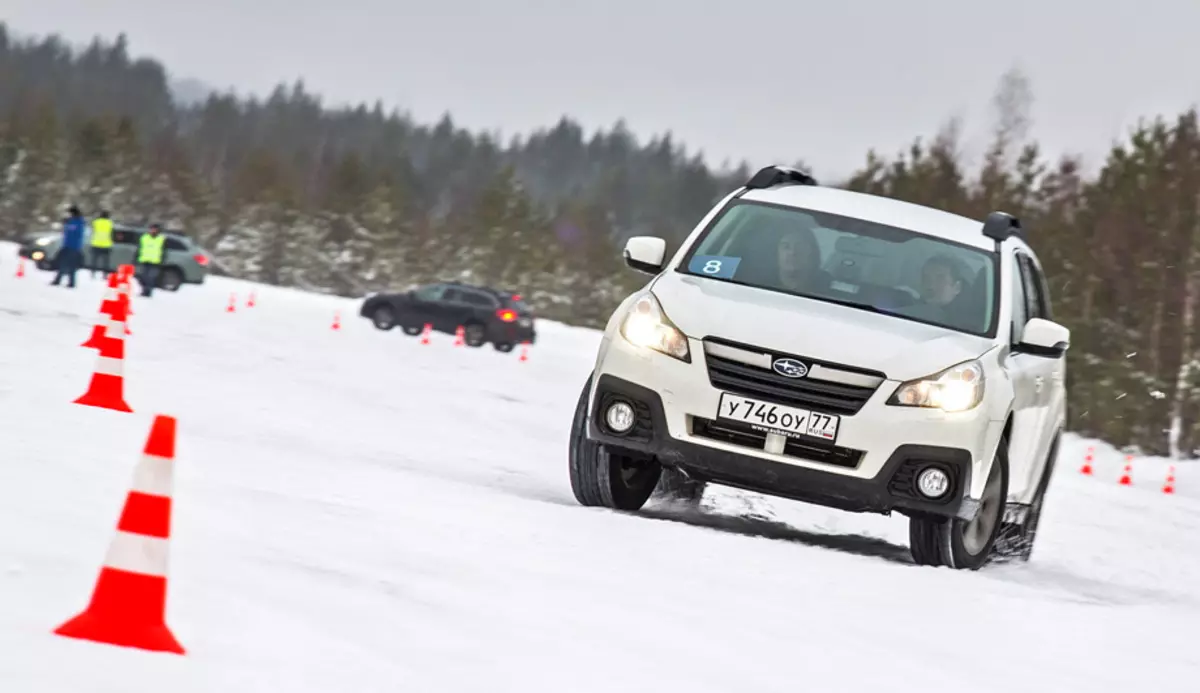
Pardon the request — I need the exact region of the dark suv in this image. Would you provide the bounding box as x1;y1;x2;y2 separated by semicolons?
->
360;281;536;352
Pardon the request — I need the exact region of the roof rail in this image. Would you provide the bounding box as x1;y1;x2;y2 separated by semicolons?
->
744;165;819;190
981;211;1022;242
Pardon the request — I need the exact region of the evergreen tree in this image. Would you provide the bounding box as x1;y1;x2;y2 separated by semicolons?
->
10;25;1200;454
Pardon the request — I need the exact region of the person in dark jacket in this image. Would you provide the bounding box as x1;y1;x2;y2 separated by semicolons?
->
51;206;86;288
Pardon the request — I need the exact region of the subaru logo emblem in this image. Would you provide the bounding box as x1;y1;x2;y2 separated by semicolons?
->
772;358;808;379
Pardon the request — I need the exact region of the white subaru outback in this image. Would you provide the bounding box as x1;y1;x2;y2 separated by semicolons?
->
568;165;1070;570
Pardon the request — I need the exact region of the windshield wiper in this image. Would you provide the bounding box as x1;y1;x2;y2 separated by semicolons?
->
813;294;895;316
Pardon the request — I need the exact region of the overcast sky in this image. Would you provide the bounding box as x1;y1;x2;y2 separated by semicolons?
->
5;0;1200;180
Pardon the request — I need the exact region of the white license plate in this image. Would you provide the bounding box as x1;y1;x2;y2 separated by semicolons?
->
717;393;839;442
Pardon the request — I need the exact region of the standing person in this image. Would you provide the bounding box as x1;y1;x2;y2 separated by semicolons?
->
136;223;167;297
89;209;114;278
51;205;86;288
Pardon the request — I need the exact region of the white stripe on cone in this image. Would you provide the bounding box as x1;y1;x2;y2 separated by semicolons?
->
94;356;124;377
131;455;175;497
103;531;169;577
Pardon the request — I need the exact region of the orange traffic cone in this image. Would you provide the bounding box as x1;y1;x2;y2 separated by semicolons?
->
331;311;341;331
116;267;134;331
453;325;465;347
16;257;25;278
420;323;432;345
1163;466;1176;494
82;274;124;349
53;415;185;654
247;291;256;308
1079;446;1094;475
518;341;530;362
225;293;237;313
73;294;132;413
1118;455;1133;486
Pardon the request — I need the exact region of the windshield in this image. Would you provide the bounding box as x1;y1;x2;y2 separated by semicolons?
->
679;200;998;336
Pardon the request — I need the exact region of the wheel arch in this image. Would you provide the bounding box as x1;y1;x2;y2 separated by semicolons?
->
158;264;184;289
361;294;396;316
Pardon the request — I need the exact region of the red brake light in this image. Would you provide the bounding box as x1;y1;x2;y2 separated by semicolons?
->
512;294;522;302
497;308;517;322
193;253;209;266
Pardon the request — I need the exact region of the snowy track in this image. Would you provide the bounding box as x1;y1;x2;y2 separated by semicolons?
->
2;243;1198;692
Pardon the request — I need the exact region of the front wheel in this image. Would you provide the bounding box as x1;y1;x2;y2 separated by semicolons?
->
909;437;1010;570
159;267;183;291
372;305;397;330
568;376;662;510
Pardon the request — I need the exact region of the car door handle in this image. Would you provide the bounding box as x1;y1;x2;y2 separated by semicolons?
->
1034;376;1044;392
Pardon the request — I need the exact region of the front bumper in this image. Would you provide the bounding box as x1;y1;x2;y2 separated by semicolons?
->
586;334;1004;520
17;245;41;261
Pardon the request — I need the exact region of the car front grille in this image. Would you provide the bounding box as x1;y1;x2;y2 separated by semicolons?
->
702;338;884;416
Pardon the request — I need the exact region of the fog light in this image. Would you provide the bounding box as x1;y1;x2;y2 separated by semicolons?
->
917;467;950;499
32;251;44;261
605;401;636;433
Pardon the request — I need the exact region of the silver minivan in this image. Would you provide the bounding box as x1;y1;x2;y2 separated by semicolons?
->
18;224;211;291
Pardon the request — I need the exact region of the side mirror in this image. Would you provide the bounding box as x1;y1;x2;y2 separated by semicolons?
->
623;236;667;275
1019;318;1070;358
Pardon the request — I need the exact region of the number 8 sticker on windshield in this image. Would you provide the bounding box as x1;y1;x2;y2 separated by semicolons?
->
688;255;741;279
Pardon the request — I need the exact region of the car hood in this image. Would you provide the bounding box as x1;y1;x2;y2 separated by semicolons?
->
651;272;994;381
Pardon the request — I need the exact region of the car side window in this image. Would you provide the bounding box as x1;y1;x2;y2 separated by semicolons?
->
114;230;140;245
1021;255;1053;321
164;237;188;252
413;284;445;301
1016;253;1047;321
1009;254;1029;345
442;288;465;303
462;291;498;308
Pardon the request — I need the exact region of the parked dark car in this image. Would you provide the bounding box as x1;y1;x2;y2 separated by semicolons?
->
360;281;536;352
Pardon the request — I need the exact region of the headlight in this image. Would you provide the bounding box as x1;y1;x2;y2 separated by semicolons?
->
619;292;690;362
34;237;51;247
888;359;985;413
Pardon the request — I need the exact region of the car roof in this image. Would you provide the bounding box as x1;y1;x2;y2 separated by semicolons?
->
439;281;511;296
738;185;996;252
115;224;188;237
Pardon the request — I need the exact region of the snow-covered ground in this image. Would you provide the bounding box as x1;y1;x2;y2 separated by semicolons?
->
1;242;1197;692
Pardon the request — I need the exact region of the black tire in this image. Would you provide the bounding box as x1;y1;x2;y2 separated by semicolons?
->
401;324;423;336
567;376;661;511
371;305;397;331
568;376;604;507
493;342;515;353
652;466;706;505
159;267;183;292
909;436;1010;570
993;433;1059;563
463;322;486;347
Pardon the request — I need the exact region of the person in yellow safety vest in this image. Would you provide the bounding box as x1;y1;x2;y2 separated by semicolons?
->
89;210;114;279
136;223;167;298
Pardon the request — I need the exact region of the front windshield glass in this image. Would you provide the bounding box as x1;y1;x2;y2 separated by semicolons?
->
679;200;998;336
